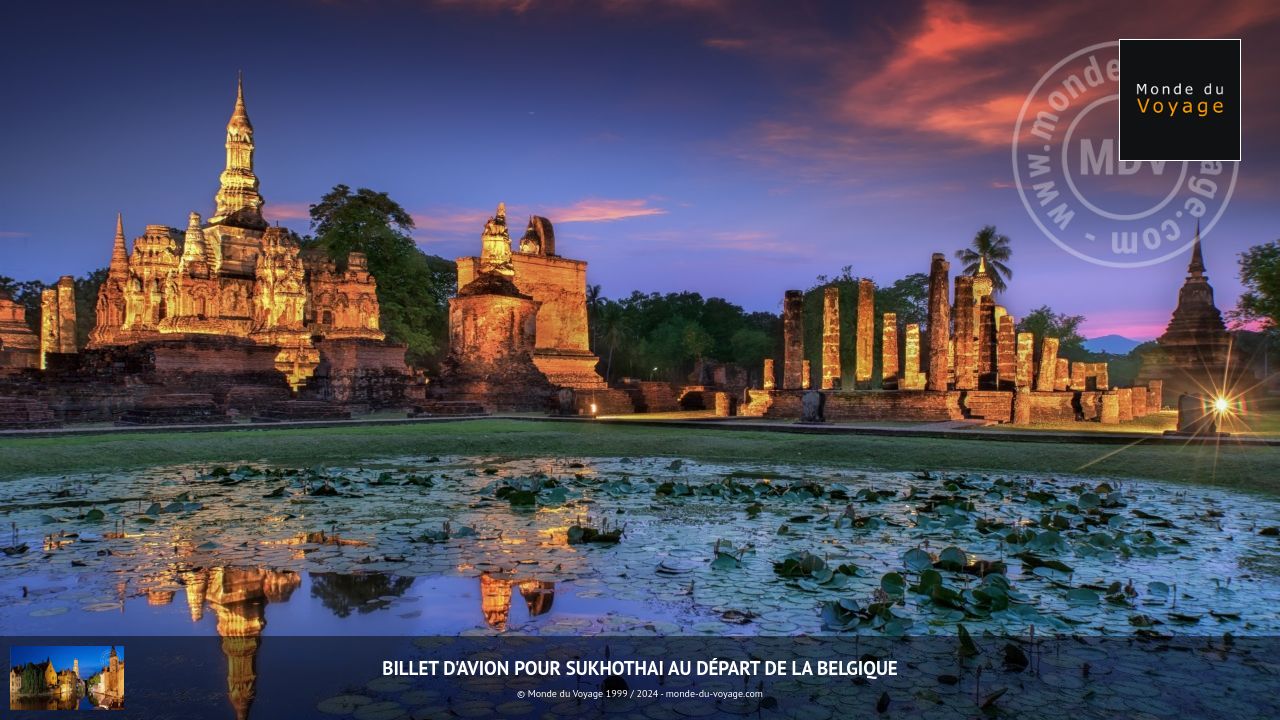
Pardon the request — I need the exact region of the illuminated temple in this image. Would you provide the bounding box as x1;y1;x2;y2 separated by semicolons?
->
87;76;386;390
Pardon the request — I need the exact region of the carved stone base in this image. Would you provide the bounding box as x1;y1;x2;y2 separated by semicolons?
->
532;350;608;388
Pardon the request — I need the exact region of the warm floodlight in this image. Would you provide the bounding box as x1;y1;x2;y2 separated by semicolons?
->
1213;396;1230;414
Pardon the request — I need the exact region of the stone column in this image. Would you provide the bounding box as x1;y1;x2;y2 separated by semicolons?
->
1070;362;1086;390
762;359;776;390
856;279;875;386
926;253;950;391
881;312;899;390
714;392;732;417
1094;363;1110;390
1147;380;1163;410
1035;337;1059;392
39;288;57;370
1015;332;1034;389
782;290;804;390
1131;387;1147;417
1116;387;1133;421
55;275;77;354
1054;358;1070;391
801;360;811;390
821;286;841;389
995;315;1015;389
1100;393;1119;424
952;275;977;390
903;323;925;390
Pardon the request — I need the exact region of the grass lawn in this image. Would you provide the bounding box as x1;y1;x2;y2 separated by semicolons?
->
1;419;1277;495
983;411;1179;434
987;409;1280;437
1221;408;1280;436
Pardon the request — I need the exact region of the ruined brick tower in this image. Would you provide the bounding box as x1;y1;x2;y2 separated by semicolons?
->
456;207;610;391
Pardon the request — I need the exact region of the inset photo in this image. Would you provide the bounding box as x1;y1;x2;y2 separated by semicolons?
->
9;645;124;711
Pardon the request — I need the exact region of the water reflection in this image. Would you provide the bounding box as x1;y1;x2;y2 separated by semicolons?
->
168;567;556;718
202;568;300;720
9;694;94;711
480;574;557;631
310;572;414;617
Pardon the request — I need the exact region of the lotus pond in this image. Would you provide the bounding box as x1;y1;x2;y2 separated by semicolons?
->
3;455;1278;638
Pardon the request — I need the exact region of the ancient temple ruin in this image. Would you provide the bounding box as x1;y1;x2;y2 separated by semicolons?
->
745;252;1161;426
429;229;559;412
437;203;632;413
1137;229;1252;404
0;76;414;423
88;77;388;391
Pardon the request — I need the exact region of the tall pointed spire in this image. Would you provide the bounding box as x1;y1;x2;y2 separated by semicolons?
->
1187;220;1206;277
210;72;266;230
228;70;251;133
109;213;129;272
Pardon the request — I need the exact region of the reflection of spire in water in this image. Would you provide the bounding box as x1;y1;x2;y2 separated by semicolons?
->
481;575;556;629
183;569;209;622
204;567;301;720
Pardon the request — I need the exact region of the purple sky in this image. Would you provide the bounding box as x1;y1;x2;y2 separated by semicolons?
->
2;0;1277;339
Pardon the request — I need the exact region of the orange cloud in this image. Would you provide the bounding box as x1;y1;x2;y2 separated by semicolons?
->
835;0;1280;148
545;198;666;223
410;198;664;240
837;0;1046;147
265;202;312;222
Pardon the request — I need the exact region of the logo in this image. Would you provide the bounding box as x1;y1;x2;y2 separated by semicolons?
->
1012;41;1237;268
1119;39;1241;161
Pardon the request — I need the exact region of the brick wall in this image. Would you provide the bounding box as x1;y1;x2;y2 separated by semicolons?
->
742;389;960;421
962;390;1012;422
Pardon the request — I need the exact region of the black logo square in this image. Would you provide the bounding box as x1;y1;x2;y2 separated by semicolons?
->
1119;39;1240;161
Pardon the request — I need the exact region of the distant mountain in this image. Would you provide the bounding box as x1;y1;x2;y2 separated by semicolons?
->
1084;334;1143;355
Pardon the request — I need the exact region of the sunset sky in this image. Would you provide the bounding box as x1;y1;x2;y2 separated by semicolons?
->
3;0;1279;339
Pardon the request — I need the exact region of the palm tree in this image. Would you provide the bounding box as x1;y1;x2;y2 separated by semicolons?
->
955;225;1013;293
